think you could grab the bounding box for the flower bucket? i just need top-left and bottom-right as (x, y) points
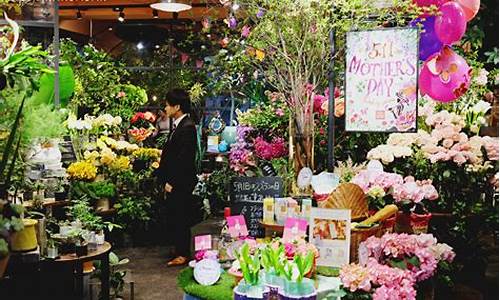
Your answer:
(11, 219), (38, 252)
(410, 212), (432, 234)
(133, 159), (149, 172)
(233, 281), (266, 300)
(278, 278), (317, 300)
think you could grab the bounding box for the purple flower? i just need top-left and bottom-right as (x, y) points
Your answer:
(256, 7), (265, 18)
(228, 16), (238, 29)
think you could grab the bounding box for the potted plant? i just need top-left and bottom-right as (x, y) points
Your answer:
(54, 179), (69, 201)
(391, 177), (438, 234)
(234, 243), (266, 300)
(46, 238), (59, 259)
(0, 201), (24, 278)
(91, 181), (116, 212)
(94, 252), (130, 300)
(277, 251), (317, 300)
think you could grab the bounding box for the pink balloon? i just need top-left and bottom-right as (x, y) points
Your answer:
(419, 46), (471, 103)
(435, 2), (467, 45)
(413, 0), (447, 7)
(455, 0), (480, 21)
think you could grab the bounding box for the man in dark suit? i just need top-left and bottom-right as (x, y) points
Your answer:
(156, 89), (198, 266)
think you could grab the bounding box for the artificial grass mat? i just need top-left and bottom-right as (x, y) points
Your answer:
(177, 267), (235, 300)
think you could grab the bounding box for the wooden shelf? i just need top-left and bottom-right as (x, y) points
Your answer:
(23, 198), (71, 209)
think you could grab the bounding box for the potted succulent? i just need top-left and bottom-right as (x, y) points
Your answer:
(0, 201), (24, 278)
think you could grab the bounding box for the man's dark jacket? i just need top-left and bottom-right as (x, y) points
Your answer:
(155, 116), (197, 193)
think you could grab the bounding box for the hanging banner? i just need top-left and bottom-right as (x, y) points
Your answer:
(345, 27), (419, 132)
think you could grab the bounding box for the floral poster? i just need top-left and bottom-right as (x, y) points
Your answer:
(345, 28), (419, 132)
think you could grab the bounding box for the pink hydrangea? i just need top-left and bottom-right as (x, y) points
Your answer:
(339, 263), (372, 292)
(391, 176), (438, 203)
(351, 169), (403, 193)
(361, 233), (454, 283)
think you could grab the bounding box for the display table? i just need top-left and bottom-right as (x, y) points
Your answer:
(177, 267), (342, 300)
(47, 242), (112, 300)
(259, 221), (284, 238)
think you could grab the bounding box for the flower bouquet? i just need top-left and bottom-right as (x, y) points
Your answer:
(128, 111), (157, 144)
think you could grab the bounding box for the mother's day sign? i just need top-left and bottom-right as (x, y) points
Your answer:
(345, 28), (419, 132)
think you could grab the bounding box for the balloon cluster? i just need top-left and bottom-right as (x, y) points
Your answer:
(412, 0), (479, 102)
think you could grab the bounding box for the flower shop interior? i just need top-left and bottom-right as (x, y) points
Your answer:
(0, 0), (499, 299)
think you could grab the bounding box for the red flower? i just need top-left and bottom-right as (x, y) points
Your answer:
(131, 112), (144, 124)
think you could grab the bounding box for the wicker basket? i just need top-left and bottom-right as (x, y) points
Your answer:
(320, 183), (369, 221)
(350, 224), (382, 263)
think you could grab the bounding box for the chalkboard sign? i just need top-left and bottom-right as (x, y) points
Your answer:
(230, 177), (283, 237)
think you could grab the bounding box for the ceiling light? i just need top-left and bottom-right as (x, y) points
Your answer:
(155, 44), (161, 49)
(152, 96), (158, 101)
(76, 9), (82, 20)
(137, 42), (145, 50)
(153, 9), (159, 18)
(118, 9), (125, 22)
(150, 0), (192, 13)
(108, 26), (113, 31)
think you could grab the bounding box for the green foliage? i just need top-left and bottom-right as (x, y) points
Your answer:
(177, 267), (235, 300)
(293, 250), (314, 283)
(31, 64), (75, 108)
(60, 39), (148, 120)
(71, 181), (116, 200)
(22, 102), (67, 143)
(68, 199), (105, 232)
(260, 244), (285, 274)
(114, 196), (152, 228)
(237, 243), (261, 285)
(94, 252), (129, 298)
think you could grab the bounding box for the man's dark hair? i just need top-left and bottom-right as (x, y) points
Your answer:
(165, 89), (191, 114)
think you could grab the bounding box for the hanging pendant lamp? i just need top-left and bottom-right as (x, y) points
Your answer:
(150, 0), (192, 13)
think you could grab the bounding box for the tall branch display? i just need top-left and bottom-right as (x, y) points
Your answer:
(243, 1), (332, 175)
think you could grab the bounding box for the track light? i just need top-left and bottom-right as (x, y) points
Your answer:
(137, 42), (145, 50)
(76, 9), (82, 20)
(153, 9), (159, 19)
(118, 9), (125, 22)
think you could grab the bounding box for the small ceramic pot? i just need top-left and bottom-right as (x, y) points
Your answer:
(47, 247), (58, 259)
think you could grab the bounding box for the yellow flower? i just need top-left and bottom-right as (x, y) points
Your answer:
(152, 161), (160, 169)
(67, 161), (97, 181)
(100, 147), (116, 165)
(83, 150), (100, 163)
(132, 148), (161, 161)
(109, 156), (131, 171)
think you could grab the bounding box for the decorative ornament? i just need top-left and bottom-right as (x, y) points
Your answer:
(297, 167), (313, 190)
(209, 116), (226, 134)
